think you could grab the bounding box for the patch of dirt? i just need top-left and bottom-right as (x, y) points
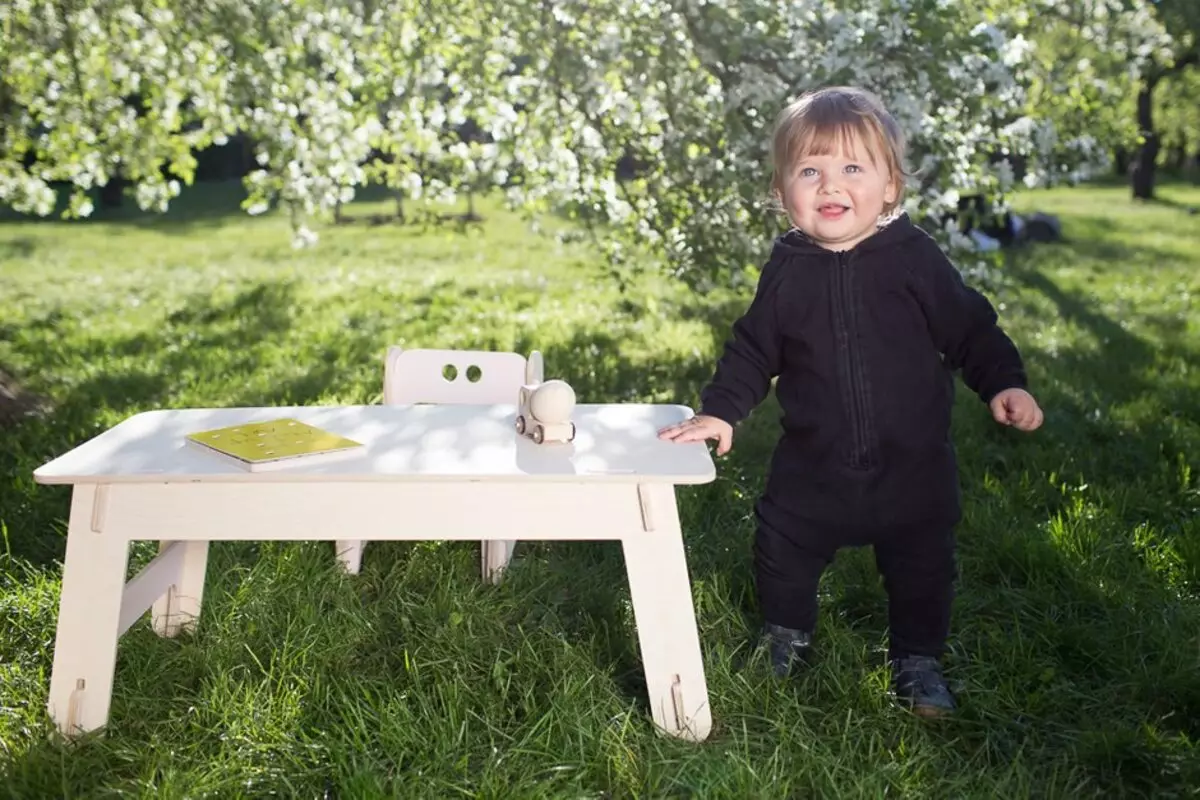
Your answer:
(0, 367), (51, 427)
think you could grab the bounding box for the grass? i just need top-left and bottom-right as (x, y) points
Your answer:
(1, 179), (1198, 798)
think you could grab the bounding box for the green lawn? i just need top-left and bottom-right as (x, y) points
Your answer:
(1, 181), (1198, 797)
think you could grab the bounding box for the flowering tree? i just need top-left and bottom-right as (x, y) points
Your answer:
(226, 0), (511, 238)
(0, 0), (1136, 283)
(0, 0), (508, 237)
(1157, 70), (1200, 172)
(0, 0), (233, 217)
(1025, 0), (1198, 199)
(493, 0), (1069, 286)
(1123, 0), (1198, 198)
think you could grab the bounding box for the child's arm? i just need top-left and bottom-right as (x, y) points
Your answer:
(912, 238), (1041, 430)
(696, 257), (788, 426)
(659, 256), (787, 453)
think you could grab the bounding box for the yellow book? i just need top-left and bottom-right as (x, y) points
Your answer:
(185, 418), (364, 472)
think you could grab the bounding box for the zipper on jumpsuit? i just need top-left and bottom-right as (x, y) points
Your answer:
(833, 250), (874, 472)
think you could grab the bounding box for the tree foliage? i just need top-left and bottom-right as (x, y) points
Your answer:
(1022, 0), (1197, 196)
(2, 0), (1188, 282)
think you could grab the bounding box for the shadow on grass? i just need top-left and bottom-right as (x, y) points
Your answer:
(547, 244), (1200, 790)
(1007, 258), (1200, 440)
(1137, 194), (1199, 213)
(0, 180), (491, 237)
(1039, 219), (1187, 267)
(0, 274), (726, 557)
(0, 266), (742, 780)
(1, 279), (305, 566)
(0, 236), (37, 259)
(4, 235), (1200, 795)
(934, 253), (1200, 781)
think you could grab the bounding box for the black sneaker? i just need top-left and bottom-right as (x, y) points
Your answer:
(761, 622), (813, 677)
(891, 655), (956, 717)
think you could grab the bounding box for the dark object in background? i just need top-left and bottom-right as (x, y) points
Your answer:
(1019, 212), (1062, 243)
(100, 174), (125, 208)
(936, 194), (1062, 251)
(954, 194), (1014, 245)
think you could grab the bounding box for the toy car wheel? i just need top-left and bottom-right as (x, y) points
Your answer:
(532, 426), (544, 444)
(515, 415), (526, 434)
(569, 422), (576, 441)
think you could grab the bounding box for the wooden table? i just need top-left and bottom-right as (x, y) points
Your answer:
(33, 403), (717, 741)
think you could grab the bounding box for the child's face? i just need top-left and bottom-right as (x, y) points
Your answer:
(778, 133), (898, 252)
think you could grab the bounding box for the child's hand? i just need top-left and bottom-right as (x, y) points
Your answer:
(657, 414), (735, 455)
(989, 388), (1043, 431)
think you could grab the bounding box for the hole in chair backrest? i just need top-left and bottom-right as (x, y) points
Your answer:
(442, 364), (458, 382)
(466, 365), (482, 383)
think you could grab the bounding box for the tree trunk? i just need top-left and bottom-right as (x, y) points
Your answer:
(1114, 147), (1130, 177)
(100, 172), (124, 208)
(1131, 75), (1159, 200)
(241, 134), (256, 176)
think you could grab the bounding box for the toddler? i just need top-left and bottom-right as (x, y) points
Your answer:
(659, 86), (1043, 716)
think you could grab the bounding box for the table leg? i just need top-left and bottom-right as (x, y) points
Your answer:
(334, 539), (365, 574)
(151, 540), (210, 637)
(46, 485), (129, 737)
(621, 484), (712, 742)
(481, 539), (516, 584)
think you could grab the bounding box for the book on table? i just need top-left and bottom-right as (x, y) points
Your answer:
(184, 418), (365, 472)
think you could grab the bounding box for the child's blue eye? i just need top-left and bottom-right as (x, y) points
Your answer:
(800, 167), (818, 178)
(844, 164), (862, 174)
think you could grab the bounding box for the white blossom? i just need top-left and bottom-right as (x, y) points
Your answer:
(0, 0), (1162, 283)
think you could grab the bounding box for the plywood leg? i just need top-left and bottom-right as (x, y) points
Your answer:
(621, 484), (712, 742)
(47, 485), (129, 737)
(151, 540), (209, 637)
(335, 539), (365, 575)
(482, 539), (517, 584)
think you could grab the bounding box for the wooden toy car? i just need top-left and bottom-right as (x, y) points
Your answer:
(515, 370), (577, 444)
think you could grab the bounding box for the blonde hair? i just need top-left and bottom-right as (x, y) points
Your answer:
(770, 86), (909, 214)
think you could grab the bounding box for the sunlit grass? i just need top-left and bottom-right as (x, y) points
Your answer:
(1, 180), (1198, 797)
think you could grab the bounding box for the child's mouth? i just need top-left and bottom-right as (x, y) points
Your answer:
(818, 204), (849, 220)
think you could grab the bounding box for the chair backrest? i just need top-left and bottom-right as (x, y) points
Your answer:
(383, 347), (544, 405)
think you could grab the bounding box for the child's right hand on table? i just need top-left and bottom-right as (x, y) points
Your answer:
(657, 414), (735, 456)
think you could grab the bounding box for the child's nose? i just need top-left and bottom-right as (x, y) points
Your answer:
(819, 175), (841, 193)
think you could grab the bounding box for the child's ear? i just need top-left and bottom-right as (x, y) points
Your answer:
(769, 183), (783, 209)
(884, 174), (899, 205)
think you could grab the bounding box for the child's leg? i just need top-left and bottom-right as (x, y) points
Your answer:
(753, 496), (839, 634)
(873, 523), (958, 715)
(872, 523), (957, 659)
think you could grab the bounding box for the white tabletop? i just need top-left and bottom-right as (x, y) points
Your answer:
(33, 404), (716, 485)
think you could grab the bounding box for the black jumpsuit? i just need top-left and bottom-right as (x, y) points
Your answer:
(698, 215), (1028, 657)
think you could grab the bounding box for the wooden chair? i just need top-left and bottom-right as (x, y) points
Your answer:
(334, 347), (543, 583)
